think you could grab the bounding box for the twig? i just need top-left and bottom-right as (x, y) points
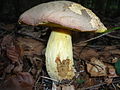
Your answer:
(16, 32), (46, 42)
(74, 31), (112, 46)
(40, 76), (58, 83)
(34, 75), (42, 90)
(106, 34), (120, 39)
(0, 31), (7, 37)
(86, 45), (117, 48)
(80, 79), (120, 90)
(28, 66), (32, 72)
(112, 83), (117, 90)
(80, 82), (106, 90)
(75, 27), (120, 46)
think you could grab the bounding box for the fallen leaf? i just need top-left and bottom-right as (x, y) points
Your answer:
(13, 63), (23, 73)
(1, 35), (23, 63)
(0, 23), (15, 31)
(6, 42), (22, 62)
(17, 26), (47, 40)
(0, 72), (34, 90)
(5, 64), (15, 73)
(83, 78), (95, 87)
(104, 46), (117, 50)
(110, 50), (120, 55)
(87, 57), (107, 76)
(80, 49), (99, 60)
(52, 84), (75, 90)
(5, 63), (23, 73)
(104, 78), (113, 84)
(106, 64), (117, 77)
(61, 85), (75, 90)
(16, 37), (44, 74)
(99, 46), (120, 63)
(1, 35), (13, 49)
(104, 63), (117, 84)
(16, 37), (45, 56)
(99, 51), (111, 60)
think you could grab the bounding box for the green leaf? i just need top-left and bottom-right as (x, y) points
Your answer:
(103, 27), (120, 33)
(76, 79), (85, 84)
(114, 59), (120, 74)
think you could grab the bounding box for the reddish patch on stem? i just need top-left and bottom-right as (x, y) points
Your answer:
(55, 56), (75, 79)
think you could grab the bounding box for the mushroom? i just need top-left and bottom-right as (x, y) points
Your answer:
(18, 1), (107, 81)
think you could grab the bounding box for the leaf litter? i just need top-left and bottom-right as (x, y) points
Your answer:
(0, 23), (120, 90)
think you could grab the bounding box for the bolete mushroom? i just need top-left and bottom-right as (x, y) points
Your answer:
(18, 1), (107, 81)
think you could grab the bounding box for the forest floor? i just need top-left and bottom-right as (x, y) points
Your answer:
(0, 16), (120, 90)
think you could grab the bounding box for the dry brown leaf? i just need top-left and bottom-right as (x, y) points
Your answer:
(106, 63), (117, 78)
(1, 35), (13, 49)
(110, 50), (120, 55)
(6, 42), (22, 62)
(84, 78), (95, 87)
(99, 46), (120, 62)
(5, 64), (15, 73)
(80, 49), (99, 60)
(52, 84), (75, 90)
(104, 46), (117, 50)
(87, 57), (107, 77)
(13, 63), (23, 73)
(1, 35), (23, 62)
(0, 72), (34, 90)
(1, 23), (15, 31)
(61, 85), (75, 90)
(104, 78), (113, 85)
(16, 37), (45, 56)
(104, 64), (117, 84)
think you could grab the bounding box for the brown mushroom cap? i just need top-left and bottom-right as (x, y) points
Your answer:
(19, 1), (107, 32)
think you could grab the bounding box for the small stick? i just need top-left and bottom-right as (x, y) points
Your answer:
(80, 79), (120, 90)
(107, 34), (120, 39)
(40, 76), (58, 82)
(74, 31), (112, 46)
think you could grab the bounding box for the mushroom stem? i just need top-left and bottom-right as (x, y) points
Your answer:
(45, 28), (75, 81)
